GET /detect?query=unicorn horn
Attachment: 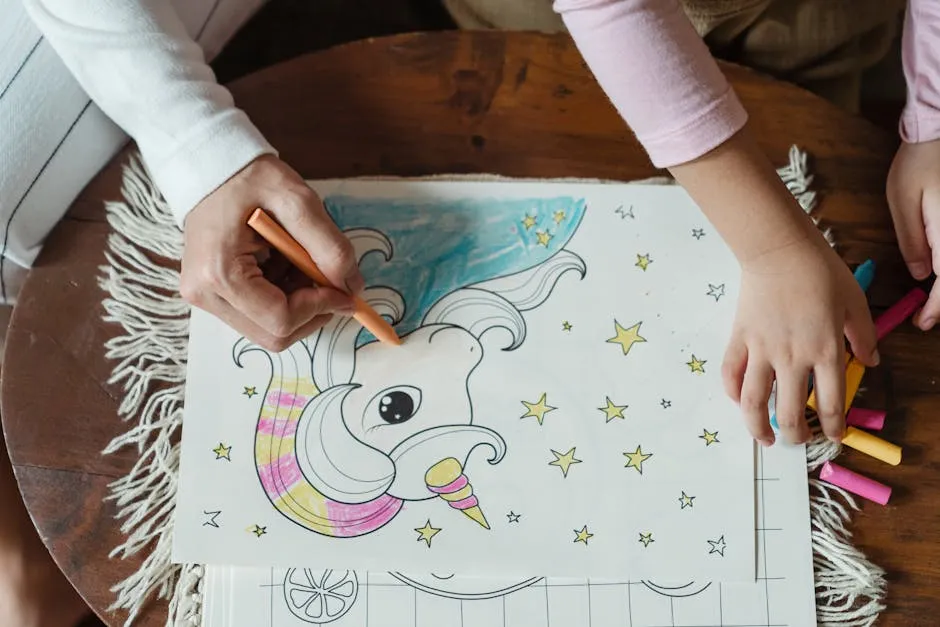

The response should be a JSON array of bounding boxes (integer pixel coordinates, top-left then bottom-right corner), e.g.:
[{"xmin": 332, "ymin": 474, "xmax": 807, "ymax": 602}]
[{"xmin": 425, "ymin": 457, "xmax": 490, "ymax": 529}]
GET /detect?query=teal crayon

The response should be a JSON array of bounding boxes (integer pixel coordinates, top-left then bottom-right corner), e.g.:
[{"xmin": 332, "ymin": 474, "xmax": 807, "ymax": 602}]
[{"xmin": 853, "ymin": 259, "xmax": 876, "ymax": 293}]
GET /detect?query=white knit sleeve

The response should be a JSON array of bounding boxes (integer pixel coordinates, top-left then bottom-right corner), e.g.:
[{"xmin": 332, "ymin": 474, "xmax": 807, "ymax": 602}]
[{"xmin": 22, "ymin": 0, "xmax": 277, "ymax": 227}]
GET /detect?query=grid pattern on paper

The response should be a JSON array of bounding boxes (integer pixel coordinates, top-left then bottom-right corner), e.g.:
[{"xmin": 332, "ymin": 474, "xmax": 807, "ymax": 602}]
[{"xmin": 255, "ymin": 446, "xmax": 809, "ymax": 627}]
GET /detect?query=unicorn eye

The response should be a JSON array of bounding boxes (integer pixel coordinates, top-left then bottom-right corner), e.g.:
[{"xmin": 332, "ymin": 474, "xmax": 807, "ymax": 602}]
[{"xmin": 372, "ymin": 386, "xmax": 422, "ymax": 424}]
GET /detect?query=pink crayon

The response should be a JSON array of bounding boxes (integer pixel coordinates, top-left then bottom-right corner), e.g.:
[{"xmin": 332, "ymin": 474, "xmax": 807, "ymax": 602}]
[
  {"xmin": 845, "ymin": 408, "xmax": 886, "ymax": 432},
  {"xmin": 819, "ymin": 461, "xmax": 892, "ymax": 506},
  {"xmin": 875, "ymin": 288, "xmax": 928, "ymax": 341}
]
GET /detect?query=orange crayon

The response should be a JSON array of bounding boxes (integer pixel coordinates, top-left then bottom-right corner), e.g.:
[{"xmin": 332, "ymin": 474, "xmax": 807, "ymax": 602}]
[{"xmin": 247, "ymin": 208, "xmax": 401, "ymax": 346}]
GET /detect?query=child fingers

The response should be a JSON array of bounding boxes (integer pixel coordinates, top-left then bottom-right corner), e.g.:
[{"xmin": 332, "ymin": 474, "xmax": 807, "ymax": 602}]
[
  {"xmin": 721, "ymin": 338, "xmax": 747, "ymax": 403},
  {"xmin": 812, "ymin": 356, "xmax": 848, "ymax": 443},
  {"xmin": 739, "ymin": 359, "xmax": 775, "ymax": 445},
  {"xmin": 773, "ymin": 368, "xmax": 812, "ymax": 445},
  {"xmin": 886, "ymin": 172, "xmax": 931, "ymax": 279}
]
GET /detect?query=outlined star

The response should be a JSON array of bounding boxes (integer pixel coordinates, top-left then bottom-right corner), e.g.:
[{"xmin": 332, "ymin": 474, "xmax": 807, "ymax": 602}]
[
  {"xmin": 606, "ymin": 320, "xmax": 647, "ymax": 356},
  {"xmin": 573, "ymin": 525, "xmax": 593, "ymax": 545},
  {"xmin": 700, "ymin": 429, "xmax": 720, "ymax": 446},
  {"xmin": 708, "ymin": 535, "xmax": 727, "ymax": 556},
  {"xmin": 243, "ymin": 386, "xmax": 257, "ymax": 398},
  {"xmin": 507, "ymin": 511, "xmax": 521, "ymax": 524},
  {"xmin": 536, "ymin": 230, "xmax": 553, "ymax": 247},
  {"xmin": 635, "ymin": 253, "xmax": 653, "ymax": 271},
  {"xmin": 520, "ymin": 393, "xmax": 556, "ymax": 425},
  {"xmin": 562, "ymin": 321, "xmax": 572, "ymax": 332},
  {"xmin": 414, "ymin": 520, "xmax": 442, "ymax": 547},
  {"xmin": 623, "ymin": 445, "xmax": 653, "ymax": 474},
  {"xmin": 661, "ymin": 399, "xmax": 672, "ymax": 409},
  {"xmin": 249, "ymin": 524, "xmax": 266, "ymax": 538},
  {"xmin": 415, "ymin": 520, "xmax": 442, "ymax": 547},
  {"xmin": 553, "ymin": 210, "xmax": 566, "ymax": 224},
  {"xmin": 521, "ymin": 214, "xmax": 537, "ymax": 230},
  {"xmin": 598, "ymin": 396, "xmax": 627, "ymax": 422},
  {"xmin": 615, "ymin": 205, "xmax": 635, "ymax": 219},
  {"xmin": 639, "ymin": 532, "xmax": 654, "ymax": 547},
  {"xmin": 549, "ymin": 447, "xmax": 582, "ymax": 477},
  {"xmin": 202, "ymin": 511, "xmax": 221, "ymax": 528},
  {"xmin": 692, "ymin": 228, "xmax": 706, "ymax": 240},
  {"xmin": 706, "ymin": 283, "xmax": 726, "ymax": 302},
  {"xmin": 679, "ymin": 492, "xmax": 695, "ymax": 509},
  {"xmin": 212, "ymin": 443, "xmax": 232, "ymax": 461},
  {"xmin": 687, "ymin": 355, "xmax": 707, "ymax": 374}
]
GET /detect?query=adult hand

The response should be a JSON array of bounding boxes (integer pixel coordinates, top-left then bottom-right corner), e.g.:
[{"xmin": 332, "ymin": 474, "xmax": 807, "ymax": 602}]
[
  {"xmin": 887, "ymin": 139, "xmax": 940, "ymax": 330},
  {"xmin": 180, "ymin": 155, "xmax": 361, "ymax": 351}
]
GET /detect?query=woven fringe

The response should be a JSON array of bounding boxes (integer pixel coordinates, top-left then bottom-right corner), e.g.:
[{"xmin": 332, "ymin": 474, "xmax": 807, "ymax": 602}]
[{"xmin": 98, "ymin": 147, "xmax": 883, "ymax": 627}]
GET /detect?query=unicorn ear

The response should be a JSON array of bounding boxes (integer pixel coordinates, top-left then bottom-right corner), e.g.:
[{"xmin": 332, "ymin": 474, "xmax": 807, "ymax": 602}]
[{"xmin": 294, "ymin": 384, "xmax": 397, "ymax": 504}]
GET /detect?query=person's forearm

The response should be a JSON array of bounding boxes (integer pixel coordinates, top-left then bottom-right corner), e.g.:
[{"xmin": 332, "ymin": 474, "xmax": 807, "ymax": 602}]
[
  {"xmin": 554, "ymin": 0, "xmax": 747, "ymax": 168},
  {"xmin": 22, "ymin": 0, "xmax": 276, "ymax": 225},
  {"xmin": 670, "ymin": 126, "xmax": 819, "ymax": 265},
  {"xmin": 900, "ymin": 0, "xmax": 940, "ymax": 143}
]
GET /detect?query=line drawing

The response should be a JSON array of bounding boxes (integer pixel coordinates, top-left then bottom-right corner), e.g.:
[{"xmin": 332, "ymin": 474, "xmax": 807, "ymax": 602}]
[{"xmin": 234, "ymin": 225, "xmax": 586, "ymax": 539}]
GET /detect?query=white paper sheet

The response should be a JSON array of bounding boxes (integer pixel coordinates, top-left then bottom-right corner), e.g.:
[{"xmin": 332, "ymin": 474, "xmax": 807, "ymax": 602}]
[
  {"xmin": 174, "ymin": 181, "xmax": 754, "ymax": 581},
  {"xmin": 200, "ymin": 442, "xmax": 814, "ymax": 627}
]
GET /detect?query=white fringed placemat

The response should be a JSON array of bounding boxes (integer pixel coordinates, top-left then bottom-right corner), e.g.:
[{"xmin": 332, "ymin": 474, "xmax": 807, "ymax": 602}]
[{"xmin": 97, "ymin": 147, "xmax": 885, "ymax": 626}]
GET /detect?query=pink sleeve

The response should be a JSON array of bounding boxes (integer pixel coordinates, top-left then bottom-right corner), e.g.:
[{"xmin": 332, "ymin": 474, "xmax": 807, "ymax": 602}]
[
  {"xmin": 554, "ymin": 0, "xmax": 747, "ymax": 168},
  {"xmin": 900, "ymin": 0, "xmax": 940, "ymax": 144}
]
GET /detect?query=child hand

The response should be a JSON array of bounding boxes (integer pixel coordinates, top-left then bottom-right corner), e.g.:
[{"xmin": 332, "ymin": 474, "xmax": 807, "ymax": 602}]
[
  {"xmin": 180, "ymin": 155, "xmax": 360, "ymax": 351},
  {"xmin": 722, "ymin": 238, "xmax": 879, "ymax": 446},
  {"xmin": 887, "ymin": 140, "xmax": 940, "ymax": 330}
]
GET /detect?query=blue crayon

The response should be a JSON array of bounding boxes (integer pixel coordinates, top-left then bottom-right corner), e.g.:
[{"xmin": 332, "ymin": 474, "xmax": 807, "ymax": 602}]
[{"xmin": 853, "ymin": 259, "xmax": 876, "ymax": 293}]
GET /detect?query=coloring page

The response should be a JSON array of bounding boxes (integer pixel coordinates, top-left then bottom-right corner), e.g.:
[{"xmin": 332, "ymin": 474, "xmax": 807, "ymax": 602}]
[
  {"xmin": 199, "ymin": 442, "xmax": 815, "ymax": 627},
  {"xmin": 174, "ymin": 181, "xmax": 755, "ymax": 581}
]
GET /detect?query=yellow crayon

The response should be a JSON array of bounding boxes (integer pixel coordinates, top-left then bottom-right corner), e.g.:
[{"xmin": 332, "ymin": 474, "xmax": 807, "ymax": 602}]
[
  {"xmin": 841, "ymin": 426, "xmax": 902, "ymax": 466},
  {"xmin": 807, "ymin": 354, "xmax": 865, "ymax": 416}
]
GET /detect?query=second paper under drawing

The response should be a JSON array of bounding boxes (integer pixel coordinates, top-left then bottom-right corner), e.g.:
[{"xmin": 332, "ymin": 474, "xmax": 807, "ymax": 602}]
[{"xmin": 173, "ymin": 181, "xmax": 755, "ymax": 581}]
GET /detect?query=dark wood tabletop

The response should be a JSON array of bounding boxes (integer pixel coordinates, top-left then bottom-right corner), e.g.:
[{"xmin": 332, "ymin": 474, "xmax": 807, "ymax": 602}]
[{"xmin": 1, "ymin": 31, "xmax": 934, "ymax": 626}]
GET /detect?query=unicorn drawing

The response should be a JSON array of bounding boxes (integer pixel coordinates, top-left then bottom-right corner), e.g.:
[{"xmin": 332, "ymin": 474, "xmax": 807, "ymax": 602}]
[{"xmin": 234, "ymin": 227, "xmax": 585, "ymax": 538}]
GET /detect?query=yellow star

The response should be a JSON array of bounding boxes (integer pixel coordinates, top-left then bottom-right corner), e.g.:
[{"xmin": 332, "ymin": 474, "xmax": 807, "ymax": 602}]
[
  {"xmin": 212, "ymin": 443, "xmax": 232, "ymax": 461},
  {"xmin": 700, "ymin": 429, "xmax": 720, "ymax": 446},
  {"xmin": 549, "ymin": 447, "xmax": 582, "ymax": 478},
  {"xmin": 415, "ymin": 520, "xmax": 441, "ymax": 547},
  {"xmin": 598, "ymin": 396, "xmax": 627, "ymax": 422},
  {"xmin": 635, "ymin": 253, "xmax": 652, "ymax": 271},
  {"xmin": 606, "ymin": 320, "xmax": 647, "ymax": 356},
  {"xmin": 638, "ymin": 532, "xmax": 654, "ymax": 547},
  {"xmin": 248, "ymin": 524, "xmax": 266, "ymax": 537},
  {"xmin": 623, "ymin": 445, "xmax": 652, "ymax": 474},
  {"xmin": 520, "ymin": 393, "xmax": 556, "ymax": 425},
  {"xmin": 679, "ymin": 491, "xmax": 695, "ymax": 509},
  {"xmin": 573, "ymin": 525, "xmax": 593, "ymax": 545},
  {"xmin": 536, "ymin": 230, "xmax": 553, "ymax": 247},
  {"xmin": 521, "ymin": 214, "xmax": 537, "ymax": 230},
  {"xmin": 687, "ymin": 355, "xmax": 707, "ymax": 374},
  {"xmin": 562, "ymin": 321, "xmax": 572, "ymax": 332},
  {"xmin": 243, "ymin": 386, "xmax": 257, "ymax": 398},
  {"xmin": 553, "ymin": 210, "xmax": 566, "ymax": 224}
]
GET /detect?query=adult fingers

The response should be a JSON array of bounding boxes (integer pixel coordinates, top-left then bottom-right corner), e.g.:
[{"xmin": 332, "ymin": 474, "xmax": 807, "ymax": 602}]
[
  {"xmin": 739, "ymin": 358, "xmax": 775, "ymax": 446},
  {"xmin": 812, "ymin": 348, "xmax": 847, "ymax": 443},
  {"xmin": 267, "ymin": 188, "xmax": 365, "ymax": 294},
  {"xmin": 721, "ymin": 337, "xmax": 747, "ymax": 404},
  {"xmin": 773, "ymin": 366, "xmax": 812, "ymax": 445},
  {"xmin": 219, "ymin": 254, "xmax": 354, "ymax": 340},
  {"xmin": 886, "ymin": 172, "xmax": 931, "ymax": 280},
  {"xmin": 198, "ymin": 294, "xmax": 334, "ymax": 352}
]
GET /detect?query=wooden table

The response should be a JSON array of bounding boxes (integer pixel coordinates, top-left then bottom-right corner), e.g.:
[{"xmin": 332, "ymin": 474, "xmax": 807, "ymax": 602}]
[{"xmin": 1, "ymin": 31, "xmax": 934, "ymax": 626}]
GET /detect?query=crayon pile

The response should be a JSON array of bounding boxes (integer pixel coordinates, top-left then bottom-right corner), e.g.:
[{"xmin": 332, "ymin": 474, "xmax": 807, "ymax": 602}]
[{"xmin": 772, "ymin": 259, "xmax": 926, "ymax": 506}]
